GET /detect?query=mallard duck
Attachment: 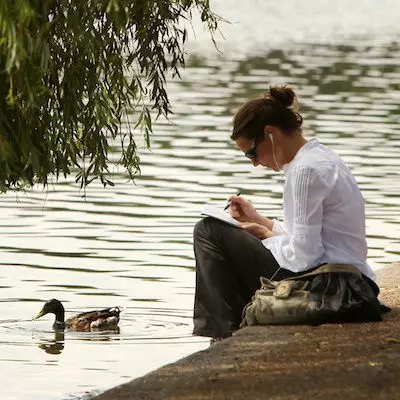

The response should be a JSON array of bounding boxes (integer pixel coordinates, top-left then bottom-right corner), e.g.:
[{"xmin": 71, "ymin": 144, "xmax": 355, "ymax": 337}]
[{"xmin": 33, "ymin": 299, "xmax": 120, "ymax": 332}]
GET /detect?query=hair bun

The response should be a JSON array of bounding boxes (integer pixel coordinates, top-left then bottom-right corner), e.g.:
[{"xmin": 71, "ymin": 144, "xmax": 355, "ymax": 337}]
[
  {"xmin": 232, "ymin": 84, "xmax": 303, "ymax": 140},
  {"xmin": 268, "ymin": 85, "xmax": 297, "ymax": 110}
]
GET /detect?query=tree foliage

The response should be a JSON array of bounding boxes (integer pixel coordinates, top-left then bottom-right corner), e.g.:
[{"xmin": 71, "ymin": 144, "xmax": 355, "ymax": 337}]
[{"xmin": 0, "ymin": 0, "xmax": 219, "ymax": 191}]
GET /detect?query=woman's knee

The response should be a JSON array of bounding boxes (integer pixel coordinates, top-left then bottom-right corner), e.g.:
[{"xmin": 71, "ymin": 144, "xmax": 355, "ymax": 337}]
[
  {"xmin": 193, "ymin": 217, "xmax": 210, "ymax": 239},
  {"xmin": 194, "ymin": 217, "xmax": 226, "ymax": 243}
]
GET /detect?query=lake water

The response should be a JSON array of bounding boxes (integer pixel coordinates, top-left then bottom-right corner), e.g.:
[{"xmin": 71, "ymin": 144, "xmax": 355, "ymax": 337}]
[{"xmin": 1, "ymin": 1, "xmax": 400, "ymax": 399}]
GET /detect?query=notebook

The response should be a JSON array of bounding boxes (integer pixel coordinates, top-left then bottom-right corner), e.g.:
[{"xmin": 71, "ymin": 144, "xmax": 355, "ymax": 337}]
[{"xmin": 201, "ymin": 203, "xmax": 241, "ymax": 228}]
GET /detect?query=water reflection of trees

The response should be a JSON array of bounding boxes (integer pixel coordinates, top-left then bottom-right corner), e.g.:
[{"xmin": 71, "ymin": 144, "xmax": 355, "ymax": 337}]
[{"xmin": 187, "ymin": 41, "xmax": 400, "ymax": 116}]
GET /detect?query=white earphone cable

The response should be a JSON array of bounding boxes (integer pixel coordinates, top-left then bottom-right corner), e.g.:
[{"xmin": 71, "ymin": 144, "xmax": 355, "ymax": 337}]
[{"xmin": 269, "ymin": 134, "xmax": 285, "ymax": 183}]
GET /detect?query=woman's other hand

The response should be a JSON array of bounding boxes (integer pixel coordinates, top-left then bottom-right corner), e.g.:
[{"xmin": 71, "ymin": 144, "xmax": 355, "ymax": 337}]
[{"xmin": 240, "ymin": 222, "xmax": 274, "ymax": 240}]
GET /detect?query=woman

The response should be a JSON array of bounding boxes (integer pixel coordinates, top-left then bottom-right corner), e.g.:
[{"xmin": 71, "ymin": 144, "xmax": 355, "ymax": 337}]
[{"xmin": 193, "ymin": 85, "xmax": 382, "ymax": 340}]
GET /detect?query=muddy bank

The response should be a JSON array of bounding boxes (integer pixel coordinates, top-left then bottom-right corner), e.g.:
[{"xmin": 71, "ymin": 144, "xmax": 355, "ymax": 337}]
[{"xmin": 93, "ymin": 263, "xmax": 400, "ymax": 400}]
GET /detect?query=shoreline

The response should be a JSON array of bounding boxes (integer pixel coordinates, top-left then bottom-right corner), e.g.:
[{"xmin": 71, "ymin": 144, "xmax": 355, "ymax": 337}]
[{"xmin": 92, "ymin": 262, "xmax": 400, "ymax": 400}]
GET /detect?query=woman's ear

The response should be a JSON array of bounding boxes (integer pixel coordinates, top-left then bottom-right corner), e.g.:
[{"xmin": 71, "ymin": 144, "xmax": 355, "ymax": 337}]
[{"xmin": 263, "ymin": 125, "xmax": 276, "ymax": 142}]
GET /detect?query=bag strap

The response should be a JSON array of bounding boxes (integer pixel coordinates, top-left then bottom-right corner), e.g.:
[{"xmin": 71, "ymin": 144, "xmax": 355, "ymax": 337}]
[{"xmin": 283, "ymin": 263, "xmax": 362, "ymax": 282}]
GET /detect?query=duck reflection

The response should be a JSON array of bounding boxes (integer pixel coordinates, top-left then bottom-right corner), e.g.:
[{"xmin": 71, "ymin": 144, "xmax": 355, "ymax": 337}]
[
  {"xmin": 36, "ymin": 328, "xmax": 121, "ymax": 354},
  {"xmin": 37, "ymin": 331, "xmax": 65, "ymax": 354}
]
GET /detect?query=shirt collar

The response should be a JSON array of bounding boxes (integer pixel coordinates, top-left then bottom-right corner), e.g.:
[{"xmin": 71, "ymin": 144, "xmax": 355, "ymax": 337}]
[{"xmin": 282, "ymin": 138, "xmax": 319, "ymax": 175}]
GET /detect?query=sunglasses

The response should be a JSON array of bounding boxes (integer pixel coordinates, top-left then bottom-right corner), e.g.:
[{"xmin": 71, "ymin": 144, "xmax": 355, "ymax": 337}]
[{"xmin": 244, "ymin": 134, "xmax": 264, "ymax": 160}]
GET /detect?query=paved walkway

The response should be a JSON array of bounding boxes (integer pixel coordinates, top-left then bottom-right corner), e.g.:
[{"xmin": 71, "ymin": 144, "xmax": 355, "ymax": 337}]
[{"xmin": 93, "ymin": 263, "xmax": 400, "ymax": 400}]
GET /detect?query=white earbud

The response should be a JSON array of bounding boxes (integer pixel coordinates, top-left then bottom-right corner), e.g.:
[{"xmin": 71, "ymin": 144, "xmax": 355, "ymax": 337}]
[{"xmin": 268, "ymin": 133, "xmax": 274, "ymax": 143}]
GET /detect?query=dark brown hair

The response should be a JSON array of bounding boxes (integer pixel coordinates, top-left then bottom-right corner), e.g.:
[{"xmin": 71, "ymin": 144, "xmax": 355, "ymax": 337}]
[{"xmin": 231, "ymin": 85, "xmax": 303, "ymax": 140}]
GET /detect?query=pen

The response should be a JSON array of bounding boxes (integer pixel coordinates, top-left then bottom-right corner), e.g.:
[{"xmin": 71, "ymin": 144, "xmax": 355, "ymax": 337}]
[{"xmin": 223, "ymin": 191, "xmax": 241, "ymax": 211}]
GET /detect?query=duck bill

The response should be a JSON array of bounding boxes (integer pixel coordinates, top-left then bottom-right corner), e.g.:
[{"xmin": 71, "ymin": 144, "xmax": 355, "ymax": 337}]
[{"xmin": 32, "ymin": 309, "xmax": 46, "ymax": 320}]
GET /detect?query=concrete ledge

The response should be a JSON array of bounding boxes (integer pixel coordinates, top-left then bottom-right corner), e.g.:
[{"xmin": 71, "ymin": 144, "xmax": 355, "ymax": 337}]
[{"xmin": 93, "ymin": 263, "xmax": 400, "ymax": 400}]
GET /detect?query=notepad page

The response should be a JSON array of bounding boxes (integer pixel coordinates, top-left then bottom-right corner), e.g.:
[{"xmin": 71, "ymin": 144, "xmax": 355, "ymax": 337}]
[{"xmin": 201, "ymin": 204, "xmax": 241, "ymax": 227}]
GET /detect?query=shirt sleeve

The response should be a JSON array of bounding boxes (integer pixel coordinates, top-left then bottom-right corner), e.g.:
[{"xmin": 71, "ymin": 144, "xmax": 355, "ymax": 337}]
[
  {"xmin": 271, "ymin": 219, "xmax": 286, "ymax": 235},
  {"xmin": 262, "ymin": 163, "xmax": 337, "ymax": 273}
]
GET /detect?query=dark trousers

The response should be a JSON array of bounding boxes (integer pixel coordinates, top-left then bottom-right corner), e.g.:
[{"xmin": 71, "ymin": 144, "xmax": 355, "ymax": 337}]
[{"xmin": 193, "ymin": 217, "xmax": 296, "ymax": 339}]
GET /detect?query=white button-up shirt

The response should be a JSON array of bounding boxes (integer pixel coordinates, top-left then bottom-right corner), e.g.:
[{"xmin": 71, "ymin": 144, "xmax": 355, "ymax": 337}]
[{"xmin": 262, "ymin": 138, "xmax": 375, "ymax": 281}]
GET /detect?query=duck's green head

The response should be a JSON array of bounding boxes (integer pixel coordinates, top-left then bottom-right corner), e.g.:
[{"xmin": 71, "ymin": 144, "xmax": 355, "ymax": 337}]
[{"xmin": 33, "ymin": 299, "xmax": 65, "ymax": 321}]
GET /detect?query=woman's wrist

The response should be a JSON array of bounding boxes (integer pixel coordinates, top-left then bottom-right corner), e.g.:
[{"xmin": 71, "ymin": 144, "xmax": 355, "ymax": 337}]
[{"xmin": 261, "ymin": 228, "xmax": 274, "ymax": 240}]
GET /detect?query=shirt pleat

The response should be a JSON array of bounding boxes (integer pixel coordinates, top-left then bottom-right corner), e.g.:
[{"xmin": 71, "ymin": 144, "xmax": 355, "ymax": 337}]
[{"xmin": 294, "ymin": 167, "xmax": 312, "ymax": 225}]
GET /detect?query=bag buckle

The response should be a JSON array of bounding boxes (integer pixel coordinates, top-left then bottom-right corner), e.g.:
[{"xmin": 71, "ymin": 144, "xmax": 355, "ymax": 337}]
[{"xmin": 273, "ymin": 281, "xmax": 294, "ymax": 298}]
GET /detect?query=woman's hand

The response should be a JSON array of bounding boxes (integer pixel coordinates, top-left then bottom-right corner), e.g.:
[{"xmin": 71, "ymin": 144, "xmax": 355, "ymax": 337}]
[
  {"xmin": 228, "ymin": 195, "xmax": 261, "ymax": 223},
  {"xmin": 240, "ymin": 222, "xmax": 274, "ymax": 240}
]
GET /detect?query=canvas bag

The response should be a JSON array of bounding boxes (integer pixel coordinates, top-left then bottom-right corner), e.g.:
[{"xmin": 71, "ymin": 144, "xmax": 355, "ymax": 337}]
[{"xmin": 240, "ymin": 263, "xmax": 382, "ymax": 327}]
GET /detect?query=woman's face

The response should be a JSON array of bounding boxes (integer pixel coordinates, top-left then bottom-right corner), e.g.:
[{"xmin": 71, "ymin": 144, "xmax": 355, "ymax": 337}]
[{"xmin": 235, "ymin": 133, "xmax": 281, "ymax": 171}]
